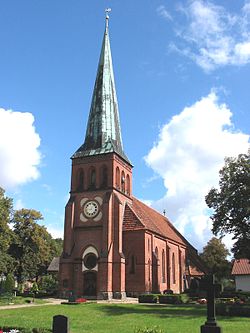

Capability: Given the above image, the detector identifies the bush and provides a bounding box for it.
[220,290,250,302]
[138,294,158,303]
[38,275,58,294]
[216,303,229,316]
[216,303,250,317]
[158,293,189,304]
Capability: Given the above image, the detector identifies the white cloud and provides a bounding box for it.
[160,0,250,71]
[0,108,41,189]
[157,5,173,21]
[139,199,153,207]
[47,225,64,239]
[145,92,249,251]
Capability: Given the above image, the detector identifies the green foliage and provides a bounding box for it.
[138,294,158,303]
[205,152,250,258]
[3,273,15,293]
[158,293,189,304]
[50,238,63,257]
[38,274,58,293]
[200,237,231,281]
[216,303,250,317]
[31,282,39,293]
[0,188,62,282]
[9,209,59,282]
[0,187,14,274]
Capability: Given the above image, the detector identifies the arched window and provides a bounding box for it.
[126,174,130,195]
[129,255,136,274]
[121,171,125,193]
[101,165,108,188]
[162,250,166,283]
[172,253,176,284]
[116,167,120,189]
[77,168,84,191]
[89,167,96,189]
[148,238,150,253]
[148,259,151,282]
[155,247,158,259]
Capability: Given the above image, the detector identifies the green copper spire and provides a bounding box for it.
[72,11,130,164]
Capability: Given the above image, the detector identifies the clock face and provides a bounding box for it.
[83,200,99,218]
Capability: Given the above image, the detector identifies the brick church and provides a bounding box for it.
[58,14,204,299]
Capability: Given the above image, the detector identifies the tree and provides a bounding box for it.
[3,273,15,293]
[50,238,63,258]
[0,188,14,274]
[38,274,58,294]
[200,237,231,282]
[10,209,57,282]
[205,151,250,258]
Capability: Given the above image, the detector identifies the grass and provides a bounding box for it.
[0,303,249,333]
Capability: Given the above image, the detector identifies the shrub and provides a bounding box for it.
[179,293,190,304]
[38,275,58,294]
[158,293,189,304]
[216,303,250,317]
[216,303,229,316]
[138,294,158,303]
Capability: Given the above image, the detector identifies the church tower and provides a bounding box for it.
[59,13,132,299]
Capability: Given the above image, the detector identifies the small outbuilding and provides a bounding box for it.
[231,258,250,292]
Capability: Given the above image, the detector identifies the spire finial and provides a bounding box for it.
[105,8,111,29]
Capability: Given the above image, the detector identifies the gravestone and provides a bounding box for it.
[53,315,69,333]
[200,274,222,333]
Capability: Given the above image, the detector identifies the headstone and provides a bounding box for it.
[200,274,222,333]
[68,290,76,302]
[53,315,69,333]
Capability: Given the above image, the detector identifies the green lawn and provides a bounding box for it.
[0,303,249,333]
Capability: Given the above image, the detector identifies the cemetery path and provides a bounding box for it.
[0,297,138,310]
[0,298,62,310]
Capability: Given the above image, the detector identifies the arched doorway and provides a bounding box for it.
[83,271,97,296]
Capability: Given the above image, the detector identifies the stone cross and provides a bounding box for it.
[53,315,69,333]
[200,274,222,333]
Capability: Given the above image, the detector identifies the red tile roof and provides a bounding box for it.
[189,265,205,277]
[123,196,188,246]
[232,258,250,275]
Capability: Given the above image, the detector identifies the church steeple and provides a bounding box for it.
[72,11,130,164]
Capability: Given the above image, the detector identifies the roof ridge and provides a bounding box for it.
[131,196,197,249]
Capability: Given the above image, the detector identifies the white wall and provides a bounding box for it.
[235,275,250,292]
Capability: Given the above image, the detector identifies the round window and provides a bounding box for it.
[84,253,97,270]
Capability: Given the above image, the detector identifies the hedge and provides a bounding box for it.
[220,290,250,300]
[158,294,189,304]
[216,303,250,317]
[138,294,158,303]
[138,293,189,304]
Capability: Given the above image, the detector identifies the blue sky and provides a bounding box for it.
[0,0,249,252]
